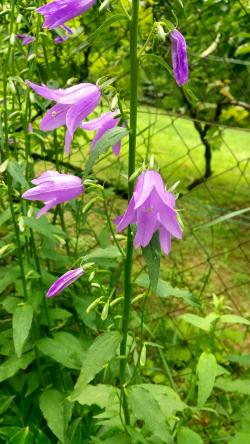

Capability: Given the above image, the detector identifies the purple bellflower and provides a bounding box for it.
[37,0,97,30]
[47,267,84,298]
[17,34,36,45]
[115,170,182,255]
[26,81,101,155]
[22,170,83,218]
[81,111,122,156]
[170,29,189,86]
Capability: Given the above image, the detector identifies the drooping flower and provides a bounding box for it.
[170,29,189,86]
[114,170,182,254]
[22,170,83,218]
[37,0,97,30]
[81,111,122,155]
[17,34,36,45]
[26,81,101,155]
[47,267,84,297]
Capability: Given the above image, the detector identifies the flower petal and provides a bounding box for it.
[47,267,84,297]
[40,103,69,131]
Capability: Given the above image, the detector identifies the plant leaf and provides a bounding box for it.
[197,352,217,407]
[39,390,65,442]
[177,427,203,444]
[181,313,211,331]
[220,314,250,326]
[0,352,34,383]
[13,303,33,357]
[7,160,29,187]
[71,331,121,400]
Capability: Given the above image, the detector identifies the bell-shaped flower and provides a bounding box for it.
[22,170,84,218]
[37,0,97,30]
[17,34,36,45]
[47,267,84,297]
[115,170,182,254]
[27,80,101,155]
[81,111,122,156]
[170,29,189,86]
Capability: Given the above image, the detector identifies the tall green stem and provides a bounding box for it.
[120,0,139,426]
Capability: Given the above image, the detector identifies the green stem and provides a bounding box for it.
[119,0,139,426]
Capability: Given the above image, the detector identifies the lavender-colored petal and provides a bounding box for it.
[32,170,61,185]
[47,267,84,298]
[170,29,189,86]
[36,199,57,218]
[159,227,172,255]
[27,81,100,105]
[55,35,69,44]
[17,34,36,45]
[115,197,137,232]
[40,103,69,131]
[158,205,182,239]
[112,141,121,156]
[37,0,97,30]
[134,208,158,248]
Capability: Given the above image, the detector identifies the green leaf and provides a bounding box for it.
[142,232,161,292]
[136,274,197,306]
[181,314,211,331]
[177,427,203,444]
[7,160,29,187]
[227,354,250,366]
[235,43,250,56]
[83,127,128,178]
[13,303,33,357]
[8,428,34,444]
[23,216,66,241]
[197,352,217,407]
[37,333,84,369]
[215,378,250,395]
[83,245,122,262]
[0,394,15,415]
[0,351,34,383]
[73,383,119,408]
[71,331,121,400]
[137,384,186,418]
[39,390,65,442]
[128,385,173,442]
[0,265,20,294]
[35,430,52,444]
[220,314,250,326]
[194,207,250,231]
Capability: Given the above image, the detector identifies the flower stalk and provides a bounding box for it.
[119,0,139,426]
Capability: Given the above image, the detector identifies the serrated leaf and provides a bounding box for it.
[136,274,198,306]
[0,352,34,383]
[7,160,29,187]
[73,384,119,408]
[142,232,161,292]
[128,386,173,442]
[177,427,203,444]
[197,352,217,407]
[181,313,211,331]
[220,314,250,326]
[83,127,128,178]
[71,331,121,400]
[13,304,33,357]
[39,390,65,442]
